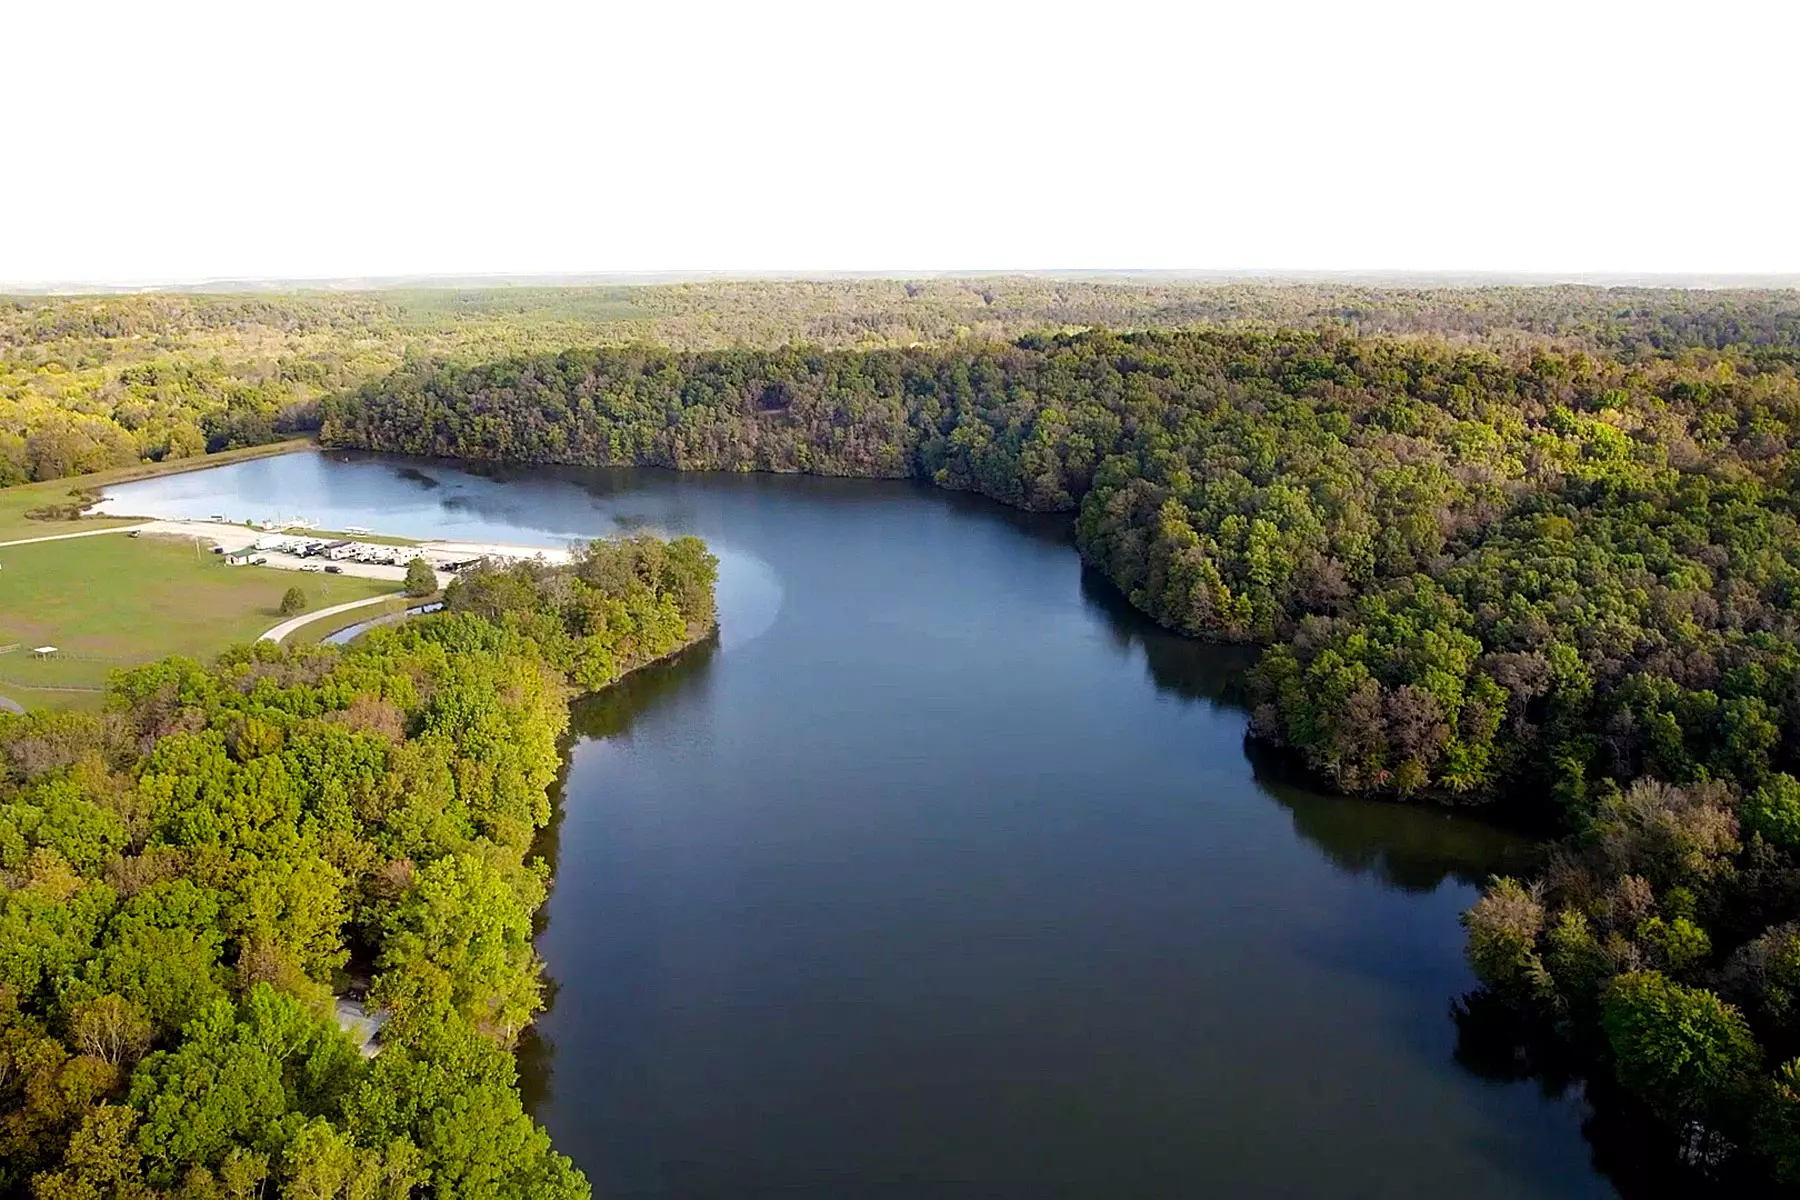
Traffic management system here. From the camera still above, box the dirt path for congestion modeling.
[0,523,152,548]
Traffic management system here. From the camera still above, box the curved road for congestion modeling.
[259,595,403,644]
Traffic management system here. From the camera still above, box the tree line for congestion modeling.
[5,283,1800,485]
[321,324,1800,1185]
[0,535,718,1199]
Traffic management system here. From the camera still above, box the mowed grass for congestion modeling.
[0,439,313,542]
[0,532,398,708]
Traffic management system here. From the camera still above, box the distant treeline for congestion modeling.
[323,325,1800,1184]
[5,282,1800,484]
[321,330,1800,805]
[0,538,717,1199]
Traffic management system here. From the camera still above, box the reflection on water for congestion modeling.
[102,451,1620,1199]
[520,637,721,1116]
[1078,567,1258,709]
[1249,743,1538,893]
[1079,565,1537,894]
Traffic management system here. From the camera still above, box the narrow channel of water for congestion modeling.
[103,451,1620,1198]
[322,602,442,646]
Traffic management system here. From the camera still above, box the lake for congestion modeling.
[101,450,1619,1198]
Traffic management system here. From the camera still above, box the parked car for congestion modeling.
[324,565,343,574]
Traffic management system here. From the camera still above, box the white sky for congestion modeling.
[5,0,1796,286]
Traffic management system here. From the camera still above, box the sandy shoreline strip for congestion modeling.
[127,520,572,586]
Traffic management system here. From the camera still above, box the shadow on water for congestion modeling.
[1077,550,1724,1192]
[517,634,721,1114]
[141,453,1644,1195]
[1249,742,1540,892]
[1451,987,1759,1200]
[1078,564,1538,892]
[1078,538,1737,1199]
[1078,567,1257,708]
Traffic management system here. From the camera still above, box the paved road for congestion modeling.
[0,523,151,548]
[259,595,406,644]
[0,693,23,715]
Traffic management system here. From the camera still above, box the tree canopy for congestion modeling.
[321,319,1800,1186]
[7,281,1800,485]
[0,537,716,1199]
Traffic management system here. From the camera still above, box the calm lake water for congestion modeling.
[102,451,1619,1199]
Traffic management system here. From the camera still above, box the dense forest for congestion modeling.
[16,280,1800,1185]
[0,536,718,1198]
[319,320,1800,1185]
[6,281,1800,484]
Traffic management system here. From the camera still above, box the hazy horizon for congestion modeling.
[10,268,1800,297]
[8,2,1795,288]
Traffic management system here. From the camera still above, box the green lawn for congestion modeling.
[0,439,313,542]
[0,531,398,708]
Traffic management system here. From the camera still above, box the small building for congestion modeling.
[31,646,57,659]
[222,547,258,566]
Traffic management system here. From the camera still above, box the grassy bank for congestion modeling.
[0,438,313,541]
[0,531,397,707]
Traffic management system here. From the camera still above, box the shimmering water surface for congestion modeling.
[103,451,1618,1199]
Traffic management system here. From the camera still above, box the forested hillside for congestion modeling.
[0,536,717,1199]
[320,330,1800,802]
[6,281,1800,484]
[321,324,1800,1183]
[19,281,1800,1184]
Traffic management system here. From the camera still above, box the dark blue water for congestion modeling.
[103,451,1616,1199]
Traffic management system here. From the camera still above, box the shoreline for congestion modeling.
[67,439,318,510]
[110,519,572,587]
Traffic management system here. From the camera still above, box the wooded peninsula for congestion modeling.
[2,534,718,1199]
[8,280,1800,1193]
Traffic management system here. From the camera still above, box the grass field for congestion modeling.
[0,531,397,708]
[0,439,313,542]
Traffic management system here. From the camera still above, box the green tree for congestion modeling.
[29,1105,150,1200]
[1462,877,1547,1001]
[403,557,436,598]
[374,854,542,1044]
[347,1012,588,1200]
[278,587,307,616]
[1742,774,1800,851]
[1602,971,1758,1122]
[129,987,363,1186]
